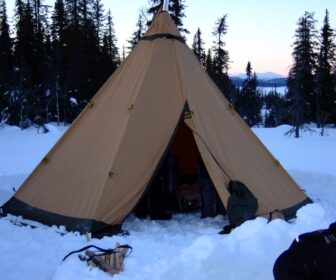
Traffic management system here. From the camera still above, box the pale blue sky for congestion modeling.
[6,0,336,75]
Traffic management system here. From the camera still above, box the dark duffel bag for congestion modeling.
[273,222,336,280]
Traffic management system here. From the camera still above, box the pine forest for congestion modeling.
[0,0,335,138]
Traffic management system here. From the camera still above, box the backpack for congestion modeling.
[227,180,258,227]
[273,222,336,280]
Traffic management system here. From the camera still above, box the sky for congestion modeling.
[6,0,336,76]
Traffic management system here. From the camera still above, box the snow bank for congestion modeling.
[0,124,67,176]
[253,125,336,175]
[2,203,332,280]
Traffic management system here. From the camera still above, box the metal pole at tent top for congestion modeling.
[163,0,169,12]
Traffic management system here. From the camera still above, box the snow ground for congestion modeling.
[258,86,287,95]
[0,123,335,280]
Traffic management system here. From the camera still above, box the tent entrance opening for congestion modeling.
[135,121,225,220]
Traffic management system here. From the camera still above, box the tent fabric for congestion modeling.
[178,45,308,215]
[1,12,310,234]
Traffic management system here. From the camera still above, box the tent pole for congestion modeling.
[163,0,169,12]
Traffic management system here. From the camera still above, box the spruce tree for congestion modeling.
[99,9,119,85]
[78,0,100,104]
[105,9,119,67]
[51,0,68,124]
[192,28,206,67]
[205,49,214,76]
[13,0,36,128]
[127,13,145,52]
[147,0,188,36]
[92,0,104,43]
[63,0,82,122]
[0,0,14,124]
[31,0,52,127]
[43,33,53,127]
[264,87,286,127]
[212,14,229,75]
[286,12,318,137]
[169,0,188,35]
[93,0,114,92]
[147,0,161,25]
[211,14,234,102]
[6,0,23,126]
[316,10,336,134]
[236,62,262,127]
[1,0,122,127]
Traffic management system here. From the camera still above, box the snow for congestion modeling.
[1,123,336,280]
[0,124,67,176]
[258,86,287,95]
[253,125,336,175]
[70,97,78,105]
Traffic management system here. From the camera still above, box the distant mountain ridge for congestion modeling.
[229,72,287,87]
[229,72,285,80]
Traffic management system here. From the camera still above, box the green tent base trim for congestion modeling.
[1,197,121,236]
[1,196,313,236]
[282,197,313,220]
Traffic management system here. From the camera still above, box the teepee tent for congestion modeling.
[1,11,310,235]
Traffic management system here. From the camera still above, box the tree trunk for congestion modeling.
[55,75,60,126]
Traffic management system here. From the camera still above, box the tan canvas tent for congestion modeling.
[1,11,310,235]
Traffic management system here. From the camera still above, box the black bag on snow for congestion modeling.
[273,222,336,280]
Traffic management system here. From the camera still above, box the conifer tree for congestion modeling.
[264,87,287,127]
[0,0,124,127]
[92,0,104,43]
[236,62,262,127]
[78,0,93,25]
[147,0,161,25]
[32,0,50,39]
[93,0,115,93]
[43,33,53,126]
[147,0,188,36]
[31,0,52,126]
[316,10,336,134]
[78,0,100,104]
[5,0,23,126]
[286,12,318,137]
[105,9,119,67]
[192,28,206,67]
[99,9,119,85]
[127,13,145,51]
[0,0,14,124]
[212,14,229,75]
[169,0,188,36]
[63,0,83,122]
[210,14,234,102]
[100,33,111,77]
[51,0,68,124]
[205,49,214,76]
[13,0,37,128]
